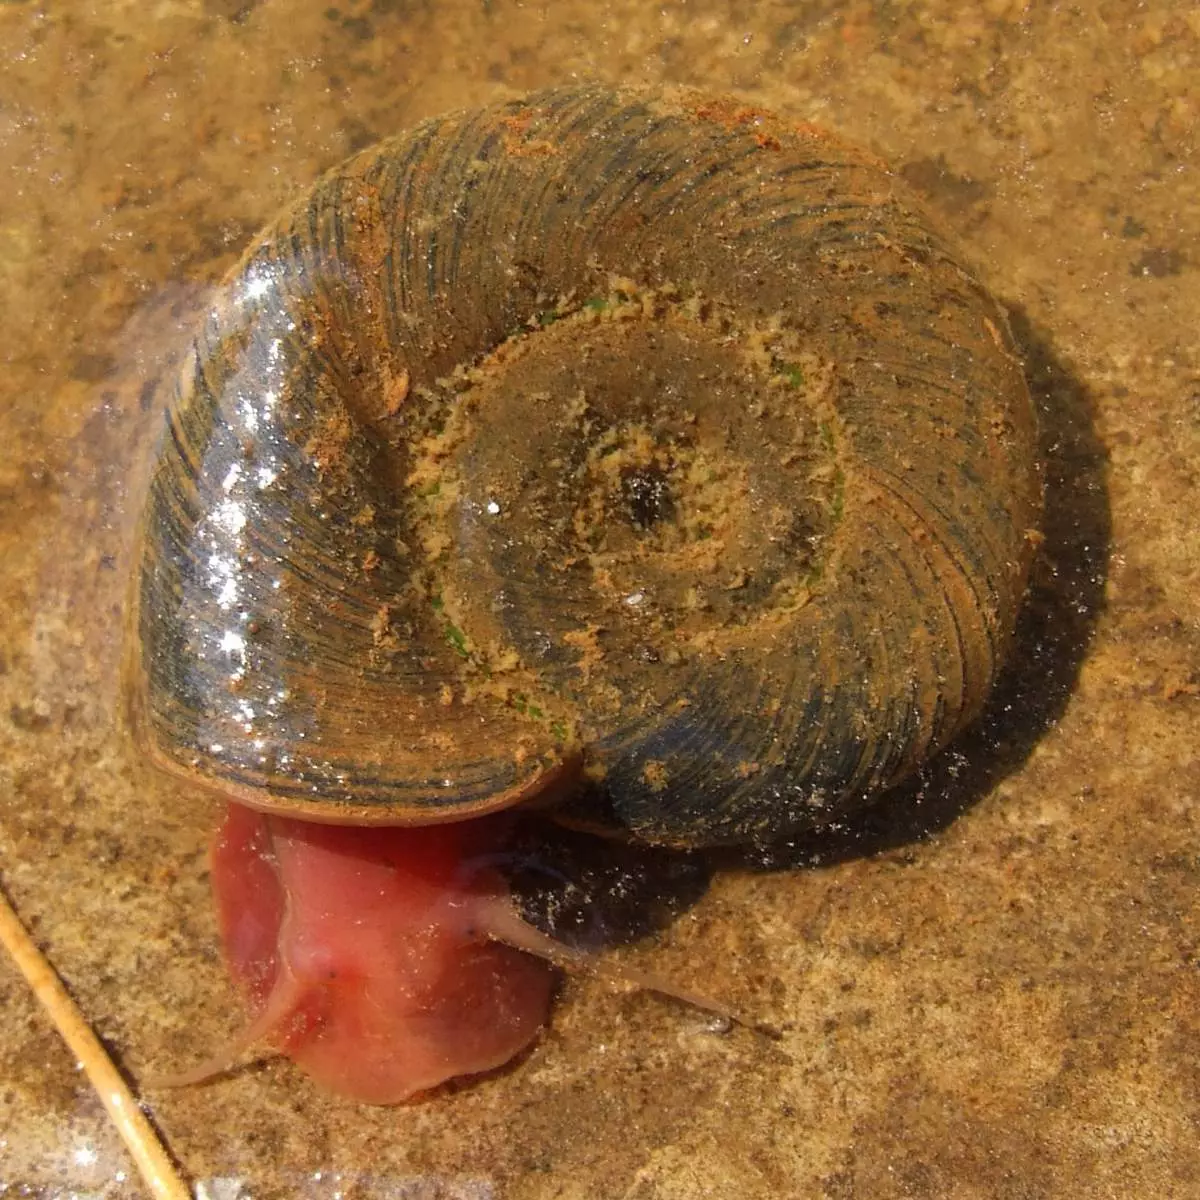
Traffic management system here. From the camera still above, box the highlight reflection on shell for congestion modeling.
[130,85,1042,847]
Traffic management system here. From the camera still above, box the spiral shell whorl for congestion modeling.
[131,85,1040,844]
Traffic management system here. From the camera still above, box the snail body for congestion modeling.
[184,798,733,1104]
[199,805,558,1104]
[130,86,1041,1099]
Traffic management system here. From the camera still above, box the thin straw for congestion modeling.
[0,877,191,1200]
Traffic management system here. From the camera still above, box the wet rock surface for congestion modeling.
[0,2,1196,1197]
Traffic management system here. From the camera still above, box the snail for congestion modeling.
[128,85,1042,1103]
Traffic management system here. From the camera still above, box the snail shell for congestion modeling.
[129,85,1041,847]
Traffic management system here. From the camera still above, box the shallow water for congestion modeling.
[1,2,1197,1197]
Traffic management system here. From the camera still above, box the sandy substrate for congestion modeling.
[0,2,1196,1197]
